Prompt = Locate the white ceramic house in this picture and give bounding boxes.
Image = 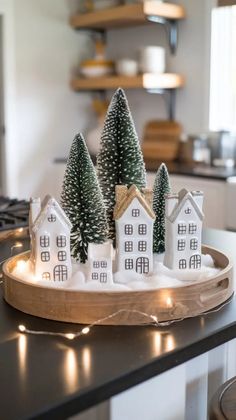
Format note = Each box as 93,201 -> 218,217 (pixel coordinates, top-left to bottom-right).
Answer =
164,188 -> 204,270
114,185 -> 155,275
30,195 -> 72,282
87,241 -> 113,284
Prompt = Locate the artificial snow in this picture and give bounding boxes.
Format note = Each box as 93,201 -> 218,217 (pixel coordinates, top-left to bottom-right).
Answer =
12,253 -> 220,292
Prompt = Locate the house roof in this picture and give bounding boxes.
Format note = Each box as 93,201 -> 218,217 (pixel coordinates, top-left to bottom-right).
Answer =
167,189 -> 204,223
88,241 -> 113,259
113,184 -> 155,220
32,195 -> 72,233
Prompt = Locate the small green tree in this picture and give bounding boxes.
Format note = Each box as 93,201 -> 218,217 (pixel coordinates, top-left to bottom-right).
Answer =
97,88 -> 146,241
153,163 -> 171,253
61,133 -> 108,263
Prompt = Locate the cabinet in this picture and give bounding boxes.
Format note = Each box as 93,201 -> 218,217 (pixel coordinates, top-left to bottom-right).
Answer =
147,173 -> 227,229
70,1 -> 186,119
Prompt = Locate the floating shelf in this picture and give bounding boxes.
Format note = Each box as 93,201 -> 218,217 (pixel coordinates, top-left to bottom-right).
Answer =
71,73 -> 185,91
70,2 -> 186,30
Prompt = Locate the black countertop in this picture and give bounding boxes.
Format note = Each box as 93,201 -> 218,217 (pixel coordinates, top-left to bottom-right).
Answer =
54,158 -> 236,181
0,230 -> 236,420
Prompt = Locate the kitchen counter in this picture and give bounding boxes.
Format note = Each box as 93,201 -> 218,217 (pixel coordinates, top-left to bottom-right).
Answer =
54,158 -> 236,181
145,160 -> 236,180
0,229 -> 236,420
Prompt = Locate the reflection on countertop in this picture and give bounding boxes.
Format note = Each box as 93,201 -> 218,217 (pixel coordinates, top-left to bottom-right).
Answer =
54,157 -> 236,181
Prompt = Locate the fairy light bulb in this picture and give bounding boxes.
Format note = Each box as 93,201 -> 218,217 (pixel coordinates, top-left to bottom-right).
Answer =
65,333 -> 75,340
16,260 -> 27,273
18,325 -> 26,332
82,327 -> 90,335
166,297 -> 173,308
15,242 -> 23,248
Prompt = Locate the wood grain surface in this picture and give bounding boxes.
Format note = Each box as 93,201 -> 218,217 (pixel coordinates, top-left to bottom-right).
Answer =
2,245 -> 233,325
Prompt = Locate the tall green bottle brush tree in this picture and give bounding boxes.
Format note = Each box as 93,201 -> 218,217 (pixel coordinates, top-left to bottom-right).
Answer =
97,88 -> 147,241
61,133 -> 108,263
153,163 -> 171,254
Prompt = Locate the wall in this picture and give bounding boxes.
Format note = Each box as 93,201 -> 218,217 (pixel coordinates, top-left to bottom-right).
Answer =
7,0 -> 93,198
3,0 -> 214,198
107,0 -> 213,138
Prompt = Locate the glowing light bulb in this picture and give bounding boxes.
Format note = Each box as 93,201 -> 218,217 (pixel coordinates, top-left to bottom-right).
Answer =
166,297 -> 173,308
17,228 -> 24,233
16,260 -> 26,273
18,325 -> 26,332
82,327 -> 90,335
65,333 -> 75,340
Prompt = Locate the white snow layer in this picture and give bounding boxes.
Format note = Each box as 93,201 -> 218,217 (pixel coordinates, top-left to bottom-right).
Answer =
12,253 -> 220,292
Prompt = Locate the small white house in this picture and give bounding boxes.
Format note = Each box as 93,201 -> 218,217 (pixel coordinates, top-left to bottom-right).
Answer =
30,195 -> 72,282
87,241 -> 113,284
114,185 -> 155,275
164,188 -> 204,270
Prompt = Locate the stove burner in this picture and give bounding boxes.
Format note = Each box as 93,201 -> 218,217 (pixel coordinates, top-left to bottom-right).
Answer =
0,197 -> 29,232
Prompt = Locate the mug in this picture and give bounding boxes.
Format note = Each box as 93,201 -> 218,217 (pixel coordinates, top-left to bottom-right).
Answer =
139,46 -> 166,74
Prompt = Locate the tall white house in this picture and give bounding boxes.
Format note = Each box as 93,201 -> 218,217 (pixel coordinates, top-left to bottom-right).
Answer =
164,189 -> 204,270
30,195 -> 72,282
114,185 -> 155,275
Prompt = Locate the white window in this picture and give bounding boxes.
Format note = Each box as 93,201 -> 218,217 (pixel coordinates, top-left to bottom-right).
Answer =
58,251 -> 67,261
101,261 -> 107,268
41,251 -> 50,262
93,261 -> 99,268
125,241 -> 133,252
100,273 -> 107,283
42,272 -> 50,281
125,259 -> 133,270
125,224 -> 133,235
178,223 -> 186,235
209,7 -> 236,131
185,207 -> 191,215
132,209 -> 140,217
178,239 -> 185,251
92,273 -> 98,280
179,259 -> 187,269
48,214 -> 56,222
57,236 -> 66,247
138,241 -> 147,252
40,235 -> 50,247
138,224 -> 147,235
189,223 -> 197,234
190,238 -> 198,250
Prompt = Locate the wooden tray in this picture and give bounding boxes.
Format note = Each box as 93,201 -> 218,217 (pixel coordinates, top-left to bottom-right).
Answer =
2,246 -> 233,325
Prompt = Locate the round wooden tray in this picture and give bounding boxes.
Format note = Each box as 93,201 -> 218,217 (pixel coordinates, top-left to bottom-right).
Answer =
2,246 -> 234,325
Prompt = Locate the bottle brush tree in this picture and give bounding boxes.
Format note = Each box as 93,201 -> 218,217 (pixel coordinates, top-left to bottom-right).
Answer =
97,88 -> 146,241
61,133 -> 108,263
153,163 -> 171,253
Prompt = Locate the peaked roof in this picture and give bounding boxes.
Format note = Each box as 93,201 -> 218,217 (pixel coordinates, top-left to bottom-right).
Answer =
114,184 -> 155,220
167,189 -> 204,223
32,195 -> 72,233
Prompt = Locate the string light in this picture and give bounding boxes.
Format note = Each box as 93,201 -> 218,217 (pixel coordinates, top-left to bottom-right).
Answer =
19,325 -> 26,332
17,295 -> 234,341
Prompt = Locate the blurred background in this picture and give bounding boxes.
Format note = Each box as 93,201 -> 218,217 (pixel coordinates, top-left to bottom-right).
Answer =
1,0 -> 236,232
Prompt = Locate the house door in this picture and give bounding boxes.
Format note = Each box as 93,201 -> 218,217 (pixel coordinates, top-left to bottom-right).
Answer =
189,254 -> 201,269
136,257 -> 149,274
54,265 -> 68,281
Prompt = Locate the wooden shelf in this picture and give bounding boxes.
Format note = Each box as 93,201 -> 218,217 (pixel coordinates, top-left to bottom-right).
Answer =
71,73 -> 185,91
70,2 -> 186,30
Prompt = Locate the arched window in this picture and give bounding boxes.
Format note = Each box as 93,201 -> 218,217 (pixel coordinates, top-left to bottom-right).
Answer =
54,265 -> 68,281
179,259 -> 187,269
136,257 -> 149,274
190,254 -> 201,269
